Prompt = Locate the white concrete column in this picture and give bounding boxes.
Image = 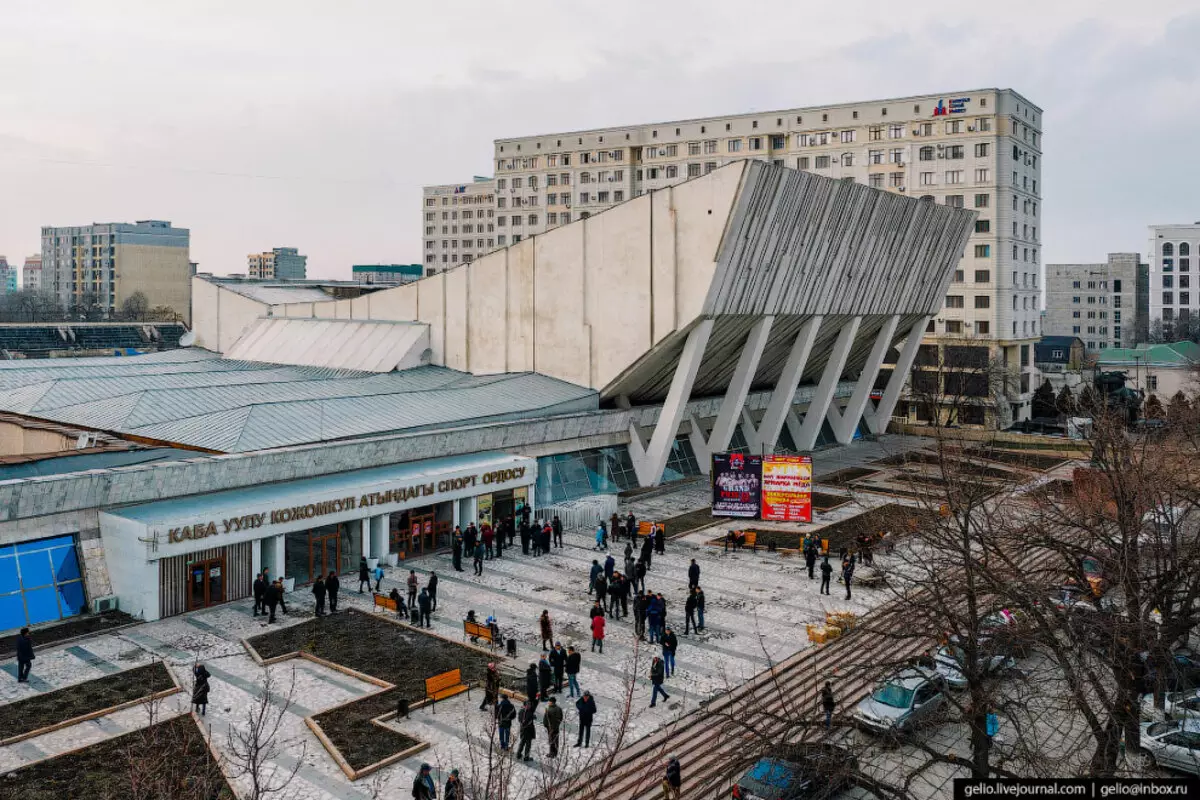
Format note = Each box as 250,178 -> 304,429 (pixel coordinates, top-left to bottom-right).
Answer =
628,319 -> 713,487
864,316 -> 930,434
827,315 -> 899,443
747,316 -> 822,452
360,519 -> 370,560
686,413 -> 710,473
794,317 -> 861,451
271,534 -> 285,581
370,514 -> 389,559
251,538 -> 263,579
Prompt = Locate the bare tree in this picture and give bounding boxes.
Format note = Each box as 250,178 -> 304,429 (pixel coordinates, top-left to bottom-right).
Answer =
120,689 -> 230,800
122,291 -> 150,321
223,666 -> 305,800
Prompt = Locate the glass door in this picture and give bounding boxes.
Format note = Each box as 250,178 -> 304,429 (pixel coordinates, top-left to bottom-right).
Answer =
187,558 -> 226,611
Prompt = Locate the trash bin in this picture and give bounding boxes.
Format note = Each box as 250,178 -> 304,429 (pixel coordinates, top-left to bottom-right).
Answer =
397,698 -> 409,719
410,607 -> 421,625
506,637 -> 517,657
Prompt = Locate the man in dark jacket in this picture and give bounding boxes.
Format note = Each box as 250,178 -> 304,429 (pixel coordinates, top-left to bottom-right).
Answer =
592,575 -> 607,609
634,590 -> 648,639
264,579 -> 280,623
326,570 -> 340,613
481,662 -> 501,711
538,655 -> 553,697
687,559 -> 700,590
532,520 -> 544,556
427,572 -> 439,612
357,557 -> 369,593
650,656 -> 670,707
843,556 -> 855,600
635,559 -> 647,593
497,695 -> 517,749
473,542 -> 485,576
517,700 -> 537,761
549,642 -> 567,692
575,690 -> 596,747
482,524 -> 494,559
626,511 -> 637,541
607,574 -> 623,618
15,628 -> 34,683
444,769 -> 464,800
588,560 -> 602,595
805,544 -> 818,579
412,763 -> 436,799
654,525 -> 666,555
661,626 -> 679,678
684,589 -> 698,635
525,663 -> 539,703
640,535 -> 654,569
407,570 -> 419,607
820,556 -> 833,595
565,646 -> 582,697
552,515 -> 563,548
694,587 -> 706,631
464,523 -> 477,554
604,553 -> 615,581
252,571 -> 267,616
417,588 -> 432,627
543,696 -> 563,757
520,521 -> 531,555
312,575 -> 327,616
452,532 -> 464,572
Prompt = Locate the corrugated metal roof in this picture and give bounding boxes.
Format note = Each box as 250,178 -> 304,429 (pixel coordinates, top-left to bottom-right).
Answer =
0,349 -> 597,453
225,318 -> 430,372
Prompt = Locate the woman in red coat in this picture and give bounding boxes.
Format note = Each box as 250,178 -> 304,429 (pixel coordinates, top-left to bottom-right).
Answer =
591,613 -> 606,654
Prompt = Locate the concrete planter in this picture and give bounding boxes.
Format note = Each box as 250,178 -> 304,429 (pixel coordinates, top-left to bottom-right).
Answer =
384,553 -> 399,567
367,557 -> 380,571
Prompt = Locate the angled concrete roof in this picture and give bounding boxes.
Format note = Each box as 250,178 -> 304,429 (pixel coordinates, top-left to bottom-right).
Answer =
0,349 -> 597,452
225,318 -> 430,372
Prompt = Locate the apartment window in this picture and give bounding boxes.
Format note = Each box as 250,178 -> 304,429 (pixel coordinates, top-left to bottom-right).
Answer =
665,165 -> 678,179
919,146 -> 934,161
512,177 -> 523,189
974,296 -> 990,309
869,126 -> 883,141
869,174 -> 884,189
889,172 -> 904,187
1163,292 -> 1174,305
953,270 -> 964,282
797,156 -> 810,170
946,195 -> 964,208
975,244 -> 991,258
841,130 -> 856,143
975,219 -> 990,233
646,168 -> 658,179
869,150 -> 883,165
1179,276 -> 1189,289
887,124 -> 904,139
704,140 -> 717,154
946,145 -> 964,160
687,142 -> 701,156
977,117 -> 992,131
687,163 -> 701,178
705,162 -> 717,174
976,320 -> 991,335
945,320 -> 963,334
560,173 -> 570,185
920,172 -> 935,186
597,192 -> 609,203
1164,275 -> 1174,288
972,193 -> 989,210
526,214 -> 537,225
614,190 -> 624,202
945,169 -> 964,186
547,193 -> 557,206
425,198 -> 436,207
579,191 -> 590,203
815,156 -> 831,169
888,149 -> 903,164
511,215 -> 522,226
561,155 -> 571,166
748,137 -> 763,150
945,295 -> 964,308
946,120 -> 963,134
770,135 -> 786,150
1183,292 -> 1192,305
974,168 -> 990,183
728,139 -> 742,152
842,153 -> 854,167
974,143 -> 991,158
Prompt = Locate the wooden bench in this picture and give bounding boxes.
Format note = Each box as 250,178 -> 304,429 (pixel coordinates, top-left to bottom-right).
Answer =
425,668 -> 469,712
464,619 -> 496,647
372,592 -> 398,613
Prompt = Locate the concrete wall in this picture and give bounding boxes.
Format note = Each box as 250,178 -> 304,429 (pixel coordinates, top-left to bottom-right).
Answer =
99,511 -> 159,621
191,277 -> 270,352
118,244 -> 192,324
0,423 -> 75,456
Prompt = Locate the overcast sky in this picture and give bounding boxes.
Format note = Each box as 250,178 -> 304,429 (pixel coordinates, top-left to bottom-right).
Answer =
2,1 -> 1197,280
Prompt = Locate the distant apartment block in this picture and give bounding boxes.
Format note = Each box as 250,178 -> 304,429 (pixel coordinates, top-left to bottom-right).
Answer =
352,264 -> 424,285
1148,222 -> 1200,338
248,247 -> 307,280
421,177 -> 496,273
1044,253 -> 1149,352
0,257 -> 15,294
22,255 -> 42,292
41,220 -> 192,322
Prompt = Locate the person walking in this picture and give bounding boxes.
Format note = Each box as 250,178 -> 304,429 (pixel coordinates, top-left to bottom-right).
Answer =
326,570 -> 340,613
412,763 -> 437,800
538,654 -> 553,698
428,572 -> 439,612
452,532 -> 464,572
595,523 -> 607,551
565,645 -> 582,697
552,515 -> 563,548
635,559 -> 647,593
694,586 -> 706,632
417,587 -> 432,627
539,610 -> 553,651
497,695 -> 516,750
589,599 -> 605,622
654,524 -> 666,555
588,560 -> 602,595
626,511 -> 637,541
842,556 -> 855,601
607,573 -> 622,619
481,662 -> 501,711
575,690 -> 596,747
464,522 -> 477,555
650,656 -> 670,707
820,556 -> 833,595
820,681 -> 836,728
444,768 -> 464,800
663,756 -> 682,800
610,512 -> 622,543
805,543 -> 818,580
624,547 -> 636,583
592,575 -> 607,610
483,523 -> 495,560
517,700 -> 537,762
640,535 -> 654,570
543,696 -> 563,757
14,627 -> 34,683
634,590 -> 648,639
252,571 -> 267,616
684,589 -> 698,635
265,579 -> 281,623
373,562 -> 384,593
549,642 -> 566,692
312,574 -> 327,617
661,626 -> 678,678
192,664 -> 211,716
473,542 -> 485,576
604,553 -> 616,581
407,570 -> 419,607
525,663 -> 539,704
590,612 -> 605,654
358,557 -> 370,593
273,578 -> 289,616
647,594 -> 663,644
687,559 -> 700,590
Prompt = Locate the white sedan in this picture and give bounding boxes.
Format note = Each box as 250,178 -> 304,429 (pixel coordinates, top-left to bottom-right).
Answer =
1139,720 -> 1200,775
1142,689 -> 1200,722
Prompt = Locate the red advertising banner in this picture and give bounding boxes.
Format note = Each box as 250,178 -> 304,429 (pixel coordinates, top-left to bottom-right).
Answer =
761,455 -> 813,522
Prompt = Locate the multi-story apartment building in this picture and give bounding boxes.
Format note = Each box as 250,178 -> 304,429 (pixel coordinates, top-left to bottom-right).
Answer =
0,258 -> 15,294
424,89 -> 1043,425
248,247 -> 307,280
1045,253 -> 1149,352
1148,223 -> 1200,339
41,220 -> 191,323
352,264 -> 424,286
421,177 -> 496,273
22,255 -> 42,292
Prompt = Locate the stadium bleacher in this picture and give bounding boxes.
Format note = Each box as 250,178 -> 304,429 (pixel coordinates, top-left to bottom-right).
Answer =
0,323 -> 189,359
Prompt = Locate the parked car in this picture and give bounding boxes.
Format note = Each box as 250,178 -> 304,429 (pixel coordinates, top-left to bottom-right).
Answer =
853,667 -> 946,736
730,744 -> 857,799
1141,689 -> 1200,722
933,642 -> 1016,690
1139,719 -> 1200,775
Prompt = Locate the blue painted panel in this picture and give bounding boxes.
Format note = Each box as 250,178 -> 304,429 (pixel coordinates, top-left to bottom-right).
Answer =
0,558 -> 20,595
50,545 -> 81,584
23,586 -> 59,626
17,551 -> 53,589
0,594 -> 24,632
58,582 -> 85,618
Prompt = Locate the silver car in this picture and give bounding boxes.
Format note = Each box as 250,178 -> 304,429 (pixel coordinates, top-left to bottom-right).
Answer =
1142,689 -> 1200,722
1140,719 -> 1200,774
853,667 -> 947,735
934,644 -> 1016,690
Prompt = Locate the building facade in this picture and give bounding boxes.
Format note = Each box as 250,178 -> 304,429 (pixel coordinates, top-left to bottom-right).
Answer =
41,220 -> 191,323
0,258 -> 15,294
248,247 -> 307,280
424,88 -> 1043,425
1044,253 -> 1148,352
22,255 -> 42,292
352,264 -> 424,285
421,177 -> 496,272
1148,223 -> 1200,339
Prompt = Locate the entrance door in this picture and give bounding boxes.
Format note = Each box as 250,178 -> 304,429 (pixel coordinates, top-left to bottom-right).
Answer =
310,530 -> 341,579
187,558 -> 225,611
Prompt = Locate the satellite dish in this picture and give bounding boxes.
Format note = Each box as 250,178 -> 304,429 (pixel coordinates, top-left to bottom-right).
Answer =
179,331 -> 196,347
